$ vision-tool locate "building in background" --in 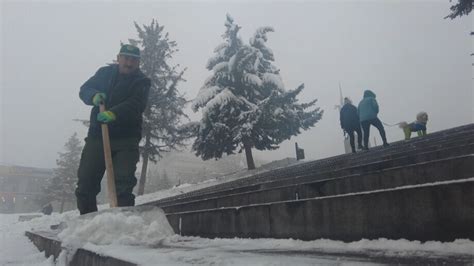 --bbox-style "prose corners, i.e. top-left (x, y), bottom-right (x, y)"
top-left (0, 164), bottom-right (52, 213)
